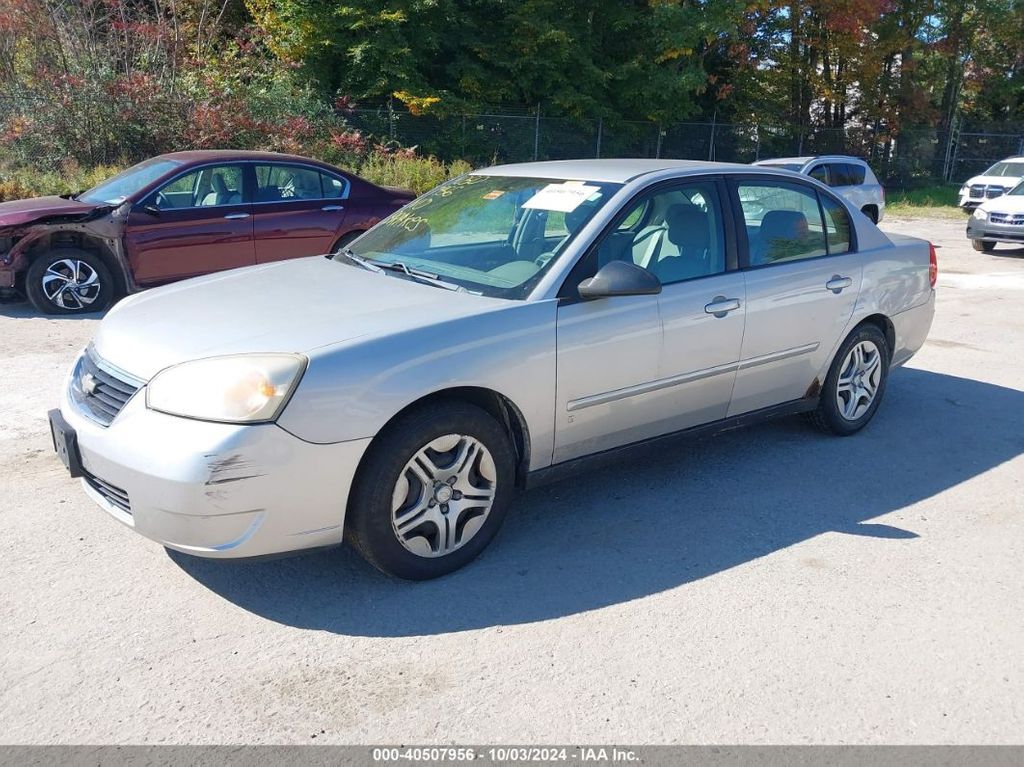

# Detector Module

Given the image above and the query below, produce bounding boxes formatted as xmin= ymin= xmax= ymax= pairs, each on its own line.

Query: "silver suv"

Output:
xmin=754 ymin=156 xmax=885 ymax=223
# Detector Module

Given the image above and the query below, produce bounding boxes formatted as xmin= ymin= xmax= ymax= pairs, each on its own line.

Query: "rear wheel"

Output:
xmin=25 ymin=248 xmax=115 ymax=315
xmin=346 ymin=401 xmax=516 ymax=580
xmin=972 ymin=239 xmax=995 ymax=253
xmin=808 ymin=324 xmax=890 ymax=436
xmin=331 ymin=230 xmax=365 ymax=253
xmin=861 ymin=205 xmax=879 ymax=224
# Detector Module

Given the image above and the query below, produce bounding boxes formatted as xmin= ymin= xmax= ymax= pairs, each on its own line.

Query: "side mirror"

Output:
xmin=577 ymin=260 xmax=661 ymax=300
xmin=141 ymin=204 xmax=161 ymax=217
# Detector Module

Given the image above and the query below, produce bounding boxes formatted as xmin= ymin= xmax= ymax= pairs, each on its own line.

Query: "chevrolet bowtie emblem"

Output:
xmin=81 ymin=372 xmax=98 ymax=396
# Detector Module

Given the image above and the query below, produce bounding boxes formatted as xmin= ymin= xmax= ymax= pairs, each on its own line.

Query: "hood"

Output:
xmin=978 ymin=194 xmax=1024 ymax=214
xmin=963 ymin=175 xmax=1022 ymax=190
xmin=0 ymin=195 xmax=105 ymax=228
xmin=92 ymin=256 xmax=506 ymax=380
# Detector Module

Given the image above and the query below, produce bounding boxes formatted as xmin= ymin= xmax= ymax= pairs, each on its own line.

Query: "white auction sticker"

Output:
xmin=522 ymin=182 xmax=601 ymax=212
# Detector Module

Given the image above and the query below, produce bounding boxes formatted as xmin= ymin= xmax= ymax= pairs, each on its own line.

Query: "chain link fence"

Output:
xmin=332 ymin=107 xmax=1024 ymax=187
xmin=2 ymin=94 xmax=1022 ymax=188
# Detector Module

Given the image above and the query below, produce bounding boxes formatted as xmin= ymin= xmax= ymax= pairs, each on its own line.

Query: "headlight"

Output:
xmin=973 ymin=208 xmax=989 ymax=221
xmin=146 ymin=354 xmax=306 ymax=423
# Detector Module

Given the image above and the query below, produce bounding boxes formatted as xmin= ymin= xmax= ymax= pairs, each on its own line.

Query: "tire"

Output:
xmin=346 ymin=401 xmax=516 ymax=580
xmin=971 ymin=239 xmax=995 ymax=253
xmin=807 ymin=324 xmax=890 ymax=436
xmin=25 ymin=247 xmax=115 ymax=315
xmin=331 ymin=230 xmax=365 ymax=253
xmin=861 ymin=205 xmax=879 ymax=224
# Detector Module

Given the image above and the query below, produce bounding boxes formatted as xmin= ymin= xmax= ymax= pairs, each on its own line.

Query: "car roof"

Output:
xmin=473 ymin=159 xmax=755 ymax=184
xmin=755 ymin=155 xmax=868 ymax=166
xmin=158 ymin=150 xmax=332 ymax=166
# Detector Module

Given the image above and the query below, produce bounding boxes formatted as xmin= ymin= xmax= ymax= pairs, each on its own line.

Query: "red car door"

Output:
xmin=251 ymin=163 xmax=349 ymax=263
xmin=124 ymin=163 xmax=255 ymax=285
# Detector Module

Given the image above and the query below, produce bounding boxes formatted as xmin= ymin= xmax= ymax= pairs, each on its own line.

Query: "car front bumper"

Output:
xmin=966 ymin=220 xmax=1024 ymax=245
xmin=59 ymin=379 xmax=371 ymax=558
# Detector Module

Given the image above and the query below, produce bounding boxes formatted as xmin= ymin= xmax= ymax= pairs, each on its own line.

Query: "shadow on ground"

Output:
xmin=0 ymin=299 xmax=108 ymax=320
xmin=171 ymin=368 xmax=1024 ymax=637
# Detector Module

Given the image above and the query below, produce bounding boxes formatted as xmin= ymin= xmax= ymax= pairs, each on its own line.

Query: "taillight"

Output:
xmin=928 ymin=242 xmax=938 ymax=288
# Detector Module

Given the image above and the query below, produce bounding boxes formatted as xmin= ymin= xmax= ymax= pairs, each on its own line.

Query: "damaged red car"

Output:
xmin=0 ymin=151 xmax=415 ymax=314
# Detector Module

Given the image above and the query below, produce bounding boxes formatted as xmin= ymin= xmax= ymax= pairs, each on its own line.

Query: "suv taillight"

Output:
xmin=929 ymin=242 xmax=938 ymax=288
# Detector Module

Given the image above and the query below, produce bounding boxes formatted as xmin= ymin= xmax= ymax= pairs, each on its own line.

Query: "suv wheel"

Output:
xmin=346 ymin=401 xmax=516 ymax=580
xmin=971 ymin=239 xmax=995 ymax=253
xmin=861 ymin=205 xmax=879 ymax=224
xmin=808 ymin=324 xmax=890 ymax=436
xmin=25 ymin=248 xmax=115 ymax=315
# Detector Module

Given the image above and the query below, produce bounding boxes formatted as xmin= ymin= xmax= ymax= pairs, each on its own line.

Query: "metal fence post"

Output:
xmin=596 ymin=117 xmax=603 ymax=159
xmin=655 ymin=126 xmax=662 ymax=159
xmin=708 ymin=111 xmax=717 ymax=161
xmin=533 ymin=105 xmax=540 ymax=161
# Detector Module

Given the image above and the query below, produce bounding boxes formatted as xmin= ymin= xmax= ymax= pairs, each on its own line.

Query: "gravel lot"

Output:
xmin=1 ymin=213 xmax=1022 ymax=745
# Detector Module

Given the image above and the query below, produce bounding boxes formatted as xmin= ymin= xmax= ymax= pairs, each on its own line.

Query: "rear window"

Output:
xmin=841 ymin=163 xmax=866 ymax=186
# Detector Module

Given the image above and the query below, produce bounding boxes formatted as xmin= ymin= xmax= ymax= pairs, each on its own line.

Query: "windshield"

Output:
xmin=1010 ymin=181 xmax=1024 ymax=196
xmin=77 ymin=158 xmax=183 ymax=205
xmin=983 ymin=161 xmax=1024 ymax=178
xmin=341 ymin=174 xmax=621 ymax=298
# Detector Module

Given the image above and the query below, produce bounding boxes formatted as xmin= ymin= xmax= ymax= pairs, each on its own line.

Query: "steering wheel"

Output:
xmin=534 ymin=251 xmax=556 ymax=268
xmin=154 ymin=192 xmax=170 ymax=210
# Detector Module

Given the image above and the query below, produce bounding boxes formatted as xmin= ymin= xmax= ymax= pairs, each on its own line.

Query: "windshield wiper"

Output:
xmin=371 ymin=259 xmax=466 ymax=292
xmin=335 ymin=247 xmax=384 ymax=273
xmin=335 ymin=249 xmax=465 ymax=292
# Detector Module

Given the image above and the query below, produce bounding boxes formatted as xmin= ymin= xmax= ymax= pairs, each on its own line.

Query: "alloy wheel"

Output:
xmin=41 ymin=259 xmax=102 ymax=311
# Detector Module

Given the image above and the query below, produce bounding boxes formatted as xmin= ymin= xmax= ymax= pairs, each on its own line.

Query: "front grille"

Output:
xmin=71 ymin=348 xmax=142 ymax=426
xmin=989 ymin=213 xmax=1024 ymax=226
xmin=986 ymin=185 xmax=1010 ymax=199
xmin=83 ymin=470 xmax=131 ymax=514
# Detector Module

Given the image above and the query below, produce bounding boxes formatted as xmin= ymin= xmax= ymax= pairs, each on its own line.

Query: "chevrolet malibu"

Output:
xmin=50 ymin=160 xmax=937 ymax=579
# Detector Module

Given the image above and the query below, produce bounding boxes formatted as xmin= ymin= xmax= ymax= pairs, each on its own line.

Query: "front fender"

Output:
xmin=276 ymin=299 xmax=558 ymax=471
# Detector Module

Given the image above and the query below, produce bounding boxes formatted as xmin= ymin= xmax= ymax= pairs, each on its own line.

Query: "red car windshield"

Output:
xmin=78 ymin=158 xmax=183 ymax=205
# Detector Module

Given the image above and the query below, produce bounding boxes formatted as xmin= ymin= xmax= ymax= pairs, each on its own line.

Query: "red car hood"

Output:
xmin=0 ymin=195 xmax=105 ymax=228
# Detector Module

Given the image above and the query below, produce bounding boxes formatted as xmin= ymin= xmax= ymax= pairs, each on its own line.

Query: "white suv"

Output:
xmin=957 ymin=157 xmax=1024 ymax=211
xmin=753 ymin=155 xmax=885 ymax=223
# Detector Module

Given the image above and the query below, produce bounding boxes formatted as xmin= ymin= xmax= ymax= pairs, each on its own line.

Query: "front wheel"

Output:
xmin=808 ymin=324 xmax=890 ymax=436
xmin=25 ymin=248 xmax=115 ymax=315
xmin=346 ymin=401 xmax=516 ymax=580
xmin=972 ymin=239 xmax=995 ymax=253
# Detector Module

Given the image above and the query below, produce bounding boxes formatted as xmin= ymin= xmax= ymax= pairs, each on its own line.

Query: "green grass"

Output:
xmin=885 ymin=184 xmax=966 ymax=219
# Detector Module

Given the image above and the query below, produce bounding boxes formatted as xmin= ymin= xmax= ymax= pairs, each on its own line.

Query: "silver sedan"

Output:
xmin=50 ymin=160 xmax=936 ymax=579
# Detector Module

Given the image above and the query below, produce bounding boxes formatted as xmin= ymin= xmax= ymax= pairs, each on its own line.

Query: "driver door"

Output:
xmin=552 ymin=178 xmax=745 ymax=464
xmin=124 ymin=163 xmax=255 ymax=285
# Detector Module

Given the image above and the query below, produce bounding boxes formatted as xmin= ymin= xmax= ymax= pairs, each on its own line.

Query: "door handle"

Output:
xmin=704 ymin=296 xmax=741 ymax=317
xmin=322 ymin=205 xmax=344 ymax=212
xmin=826 ymin=275 xmax=853 ymax=293
xmin=224 ymin=212 xmax=250 ymax=220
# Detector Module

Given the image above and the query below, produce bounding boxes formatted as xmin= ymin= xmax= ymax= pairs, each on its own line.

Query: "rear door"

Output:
xmin=124 ymin=163 xmax=254 ymax=284
xmin=727 ymin=178 xmax=863 ymax=416
xmin=251 ymin=163 xmax=350 ymax=262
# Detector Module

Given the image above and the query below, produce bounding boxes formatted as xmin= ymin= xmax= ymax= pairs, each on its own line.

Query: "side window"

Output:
xmin=844 ymin=163 xmax=866 ymax=185
xmin=819 ymin=193 xmax=852 ymax=254
xmin=254 ymin=164 xmax=323 ymax=202
xmin=154 ymin=165 xmax=243 ymax=209
xmin=808 ymin=165 xmax=829 ymax=184
xmin=738 ymin=182 xmax=828 ymax=266
xmin=321 ymin=172 xmax=348 ymax=199
xmin=580 ymin=181 xmax=726 ymax=288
